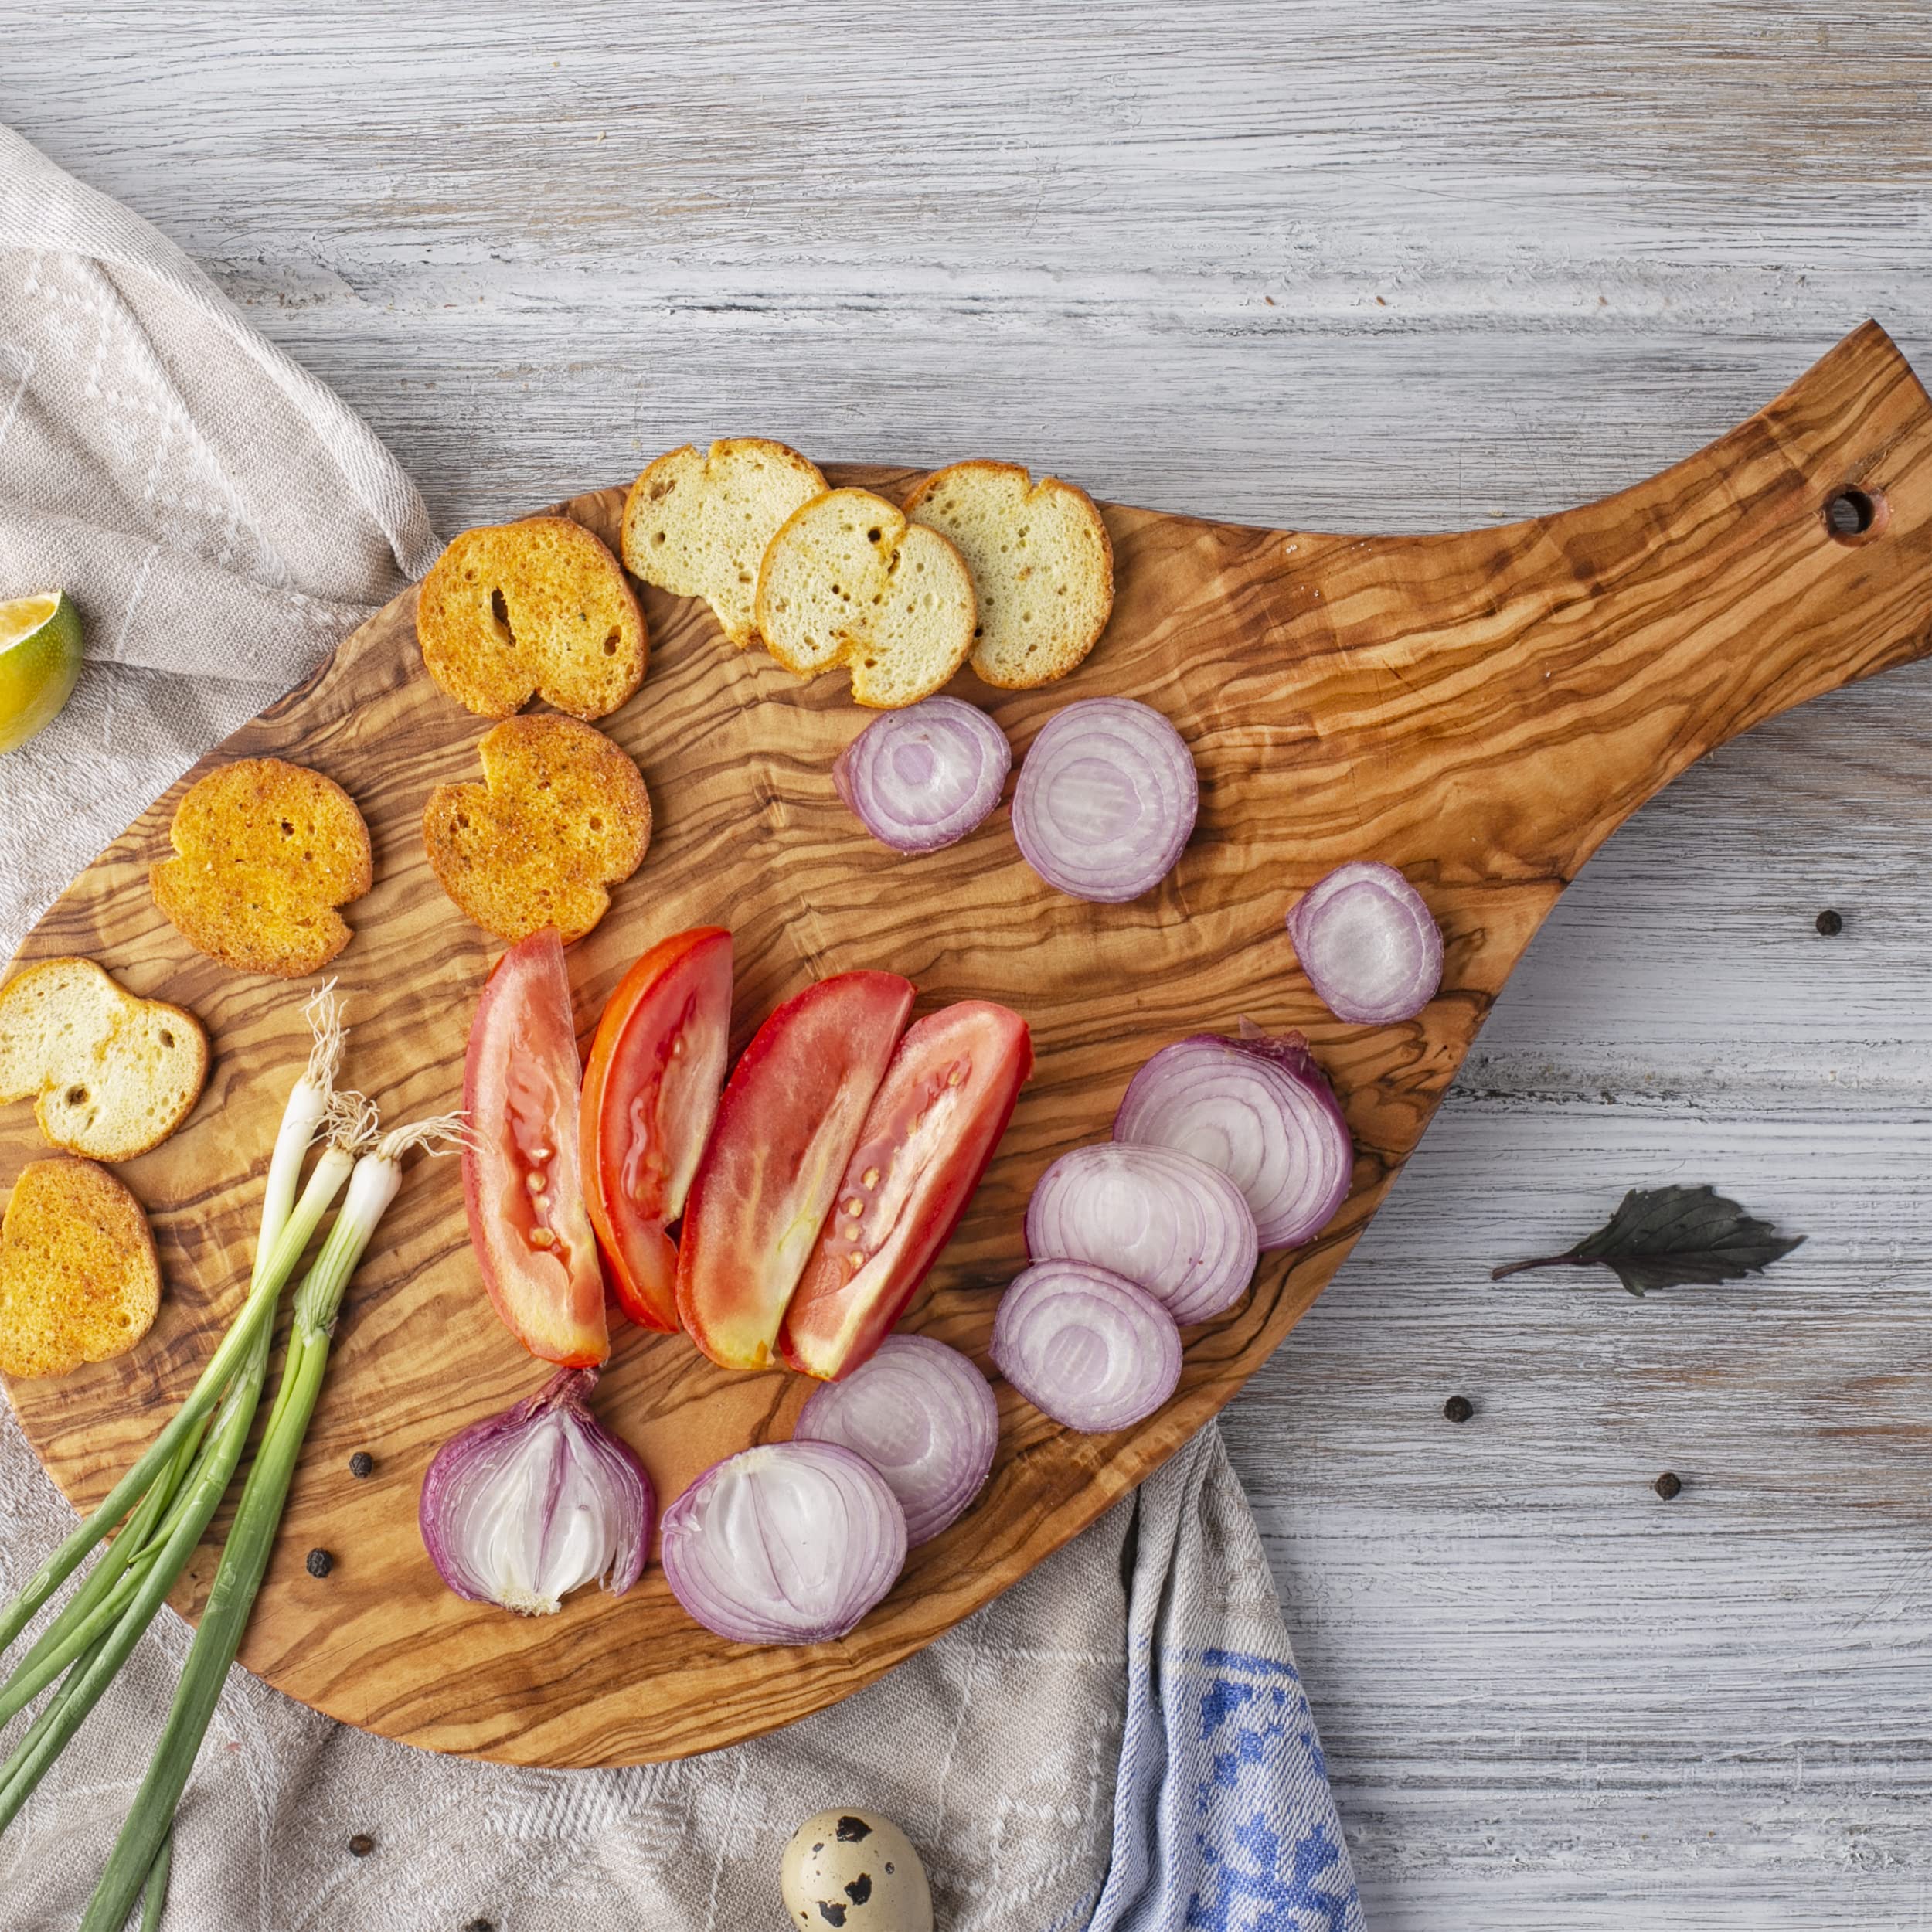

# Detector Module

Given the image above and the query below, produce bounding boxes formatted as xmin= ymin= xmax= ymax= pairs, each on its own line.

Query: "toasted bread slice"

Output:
xmin=0 ymin=958 xmax=208 ymax=1161
xmin=151 ymin=758 xmax=372 ymax=979
xmin=755 ymin=488 xmax=977 ymax=708
xmin=621 ymin=439 xmax=828 ymax=648
xmin=424 ymin=715 xmax=651 ymax=944
xmin=418 ymin=515 xmax=647 ymax=721
xmin=903 ymin=461 xmax=1114 ymax=689
xmin=0 ymin=1156 xmax=162 ymax=1379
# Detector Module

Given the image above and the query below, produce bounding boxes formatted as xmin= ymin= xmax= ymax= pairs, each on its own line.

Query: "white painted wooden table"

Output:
xmin=8 ymin=5 xmax=1932 ymax=1925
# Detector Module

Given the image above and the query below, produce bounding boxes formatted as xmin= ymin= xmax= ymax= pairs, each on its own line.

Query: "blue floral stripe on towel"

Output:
xmin=1085 ymin=1430 xmax=1364 ymax=1932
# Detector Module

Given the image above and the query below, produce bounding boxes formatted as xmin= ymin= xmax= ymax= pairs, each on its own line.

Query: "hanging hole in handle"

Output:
xmin=1824 ymin=486 xmax=1887 ymax=545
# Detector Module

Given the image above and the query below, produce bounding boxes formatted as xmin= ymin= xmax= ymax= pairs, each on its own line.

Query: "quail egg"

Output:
xmin=781 ymin=1808 xmax=932 ymax=1932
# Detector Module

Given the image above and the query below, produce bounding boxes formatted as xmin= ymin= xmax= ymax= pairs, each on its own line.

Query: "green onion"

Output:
xmin=0 ymin=992 xmax=360 ymax=1836
xmin=0 ymin=1624 xmax=111 ymax=1823
xmin=0 ymin=986 xmax=459 ymax=1926
xmin=138 ymin=1826 xmax=172 ymax=1932
xmin=0 ymin=1408 xmax=206 ymax=1715
xmin=0 ymin=1141 xmax=353 ymax=1660
xmin=0 ymin=1318 xmax=271 ymax=1832
xmin=255 ymin=987 xmax=346 ymax=1265
xmin=0 ymin=987 xmax=349 ymax=1665
xmin=80 ymin=1117 xmax=461 ymax=1932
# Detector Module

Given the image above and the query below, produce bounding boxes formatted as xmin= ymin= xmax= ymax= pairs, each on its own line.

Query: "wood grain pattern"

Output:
xmin=4 ymin=321 xmax=1929 ymax=1767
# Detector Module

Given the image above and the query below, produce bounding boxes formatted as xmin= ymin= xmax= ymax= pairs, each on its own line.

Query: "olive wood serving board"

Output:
xmin=5 ymin=322 xmax=1931 ymax=1767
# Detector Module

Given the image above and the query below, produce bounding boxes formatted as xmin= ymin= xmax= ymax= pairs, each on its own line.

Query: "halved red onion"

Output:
xmin=834 ymin=697 xmax=1010 ymax=853
xmin=1114 ymin=1029 xmax=1352 ymax=1250
xmin=1011 ymin=697 xmax=1196 ymax=903
xmin=992 ymin=1260 xmax=1182 ymax=1434
xmin=419 ymin=1367 xmax=653 ymax=1617
xmin=794 ymin=1334 xmax=998 ymax=1545
xmin=1287 ymin=860 xmax=1443 ymax=1023
xmin=659 ymin=1440 xmax=907 ymax=1645
xmin=1026 ymin=1142 xmax=1259 ymax=1325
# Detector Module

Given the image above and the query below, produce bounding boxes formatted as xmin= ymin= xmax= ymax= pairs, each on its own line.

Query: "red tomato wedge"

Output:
xmin=580 ymin=926 xmax=733 ymax=1332
xmin=461 ymin=928 xmax=608 ymax=1368
xmin=677 ymin=971 xmax=916 ymax=1370
xmin=780 ymin=1001 xmax=1032 ymax=1380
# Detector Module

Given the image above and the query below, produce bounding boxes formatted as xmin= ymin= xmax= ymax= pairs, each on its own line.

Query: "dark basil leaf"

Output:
xmin=1492 ymin=1185 xmax=1803 ymax=1297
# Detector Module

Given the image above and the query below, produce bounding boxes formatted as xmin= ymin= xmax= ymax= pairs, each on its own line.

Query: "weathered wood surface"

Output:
xmin=5 ymin=4 xmax=1932 ymax=1920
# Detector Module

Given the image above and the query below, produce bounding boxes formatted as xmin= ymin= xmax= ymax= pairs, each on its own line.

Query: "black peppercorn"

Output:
xmin=1655 ymin=1471 xmax=1682 ymax=1500
xmin=1815 ymin=910 xmax=1843 ymax=936
xmin=349 ymin=1451 xmax=375 ymax=1479
xmin=305 ymin=1548 xmax=334 ymax=1578
xmin=1442 ymin=1395 xmax=1474 ymax=1423
xmin=347 ymin=1833 xmax=374 ymax=1857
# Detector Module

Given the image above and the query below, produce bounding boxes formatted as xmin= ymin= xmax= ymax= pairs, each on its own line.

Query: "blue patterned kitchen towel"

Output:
xmin=1087 ymin=1426 xmax=1366 ymax=1932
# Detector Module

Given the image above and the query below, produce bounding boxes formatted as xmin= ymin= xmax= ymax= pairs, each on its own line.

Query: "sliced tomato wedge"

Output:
xmin=677 ymin=971 xmax=915 ymax=1370
xmin=780 ymin=1001 xmax=1032 ymax=1380
xmin=580 ymin=926 xmax=733 ymax=1332
xmin=461 ymin=928 xmax=607 ymax=1368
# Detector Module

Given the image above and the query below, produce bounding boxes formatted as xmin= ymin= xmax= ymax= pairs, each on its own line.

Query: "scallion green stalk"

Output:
xmin=0 ymin=1624 xmax=113 ymax=1822
xmin=138 ymin=1826 xmax=172 ymax=1932
xmin=0 ymin=1409 xmax=206 ymax=1713
xmin=0 ymin=1318 xmax=270 ymax=1833
xmin=0 ymin=1532 xmax=167 ymax=1726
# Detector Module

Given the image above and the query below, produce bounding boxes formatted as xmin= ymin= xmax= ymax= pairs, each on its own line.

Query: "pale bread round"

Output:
xmin=621 ymin=438 xmax=826 ymax=648
xmin=755 ymin=488 xmax=976 ymax=709
xmin=903 ymin=461 xmax=1114 ymax=689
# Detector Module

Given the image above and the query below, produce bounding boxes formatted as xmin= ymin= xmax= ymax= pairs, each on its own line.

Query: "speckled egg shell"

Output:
xmin=780 ymin=1808 xmax=934 ymax=1932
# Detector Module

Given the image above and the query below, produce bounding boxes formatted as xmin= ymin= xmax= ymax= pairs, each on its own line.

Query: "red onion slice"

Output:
xmin=1287 ymin=860 xmax=1444 ymax=1023
xmin=1026 ymin=1142 xmax=1259 ymax=1325
xmin=793 ymin=1334 xmax=998 ymax=1545
xmin=419 ymin=1367 xmax=653 ymax=1616
xmin=659 ymin=1440 xmax=907 ymax=1645
xmin=1011 ymin=697 xmax=1197 ymax=903
xmin=992 ymin=1260 xmax=1182 ymax=1434
xmin=1114 ymin=1029 xmax=1352 ymax=1250
xmin=834 ymin=697 xmax=1010 ymax=853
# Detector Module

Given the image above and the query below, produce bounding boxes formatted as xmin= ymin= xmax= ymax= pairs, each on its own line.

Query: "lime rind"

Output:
xmin=0 ymin=590 xmax=85 ymax=754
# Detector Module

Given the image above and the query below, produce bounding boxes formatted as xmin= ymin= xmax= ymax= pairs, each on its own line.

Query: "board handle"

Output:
xmin=1272 ymin=320 xmax=1932 ymax=884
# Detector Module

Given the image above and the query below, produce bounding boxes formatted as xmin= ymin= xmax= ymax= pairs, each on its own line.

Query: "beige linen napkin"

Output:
xmin=0 ymin=126 xmax=1352 ymax=1932
xmin=0 ymin=127 xmax=437 ymax=945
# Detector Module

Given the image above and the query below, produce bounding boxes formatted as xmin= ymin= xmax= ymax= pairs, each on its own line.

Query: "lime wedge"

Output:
xmin=0 ymin=591 xmax=84 ymax=753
